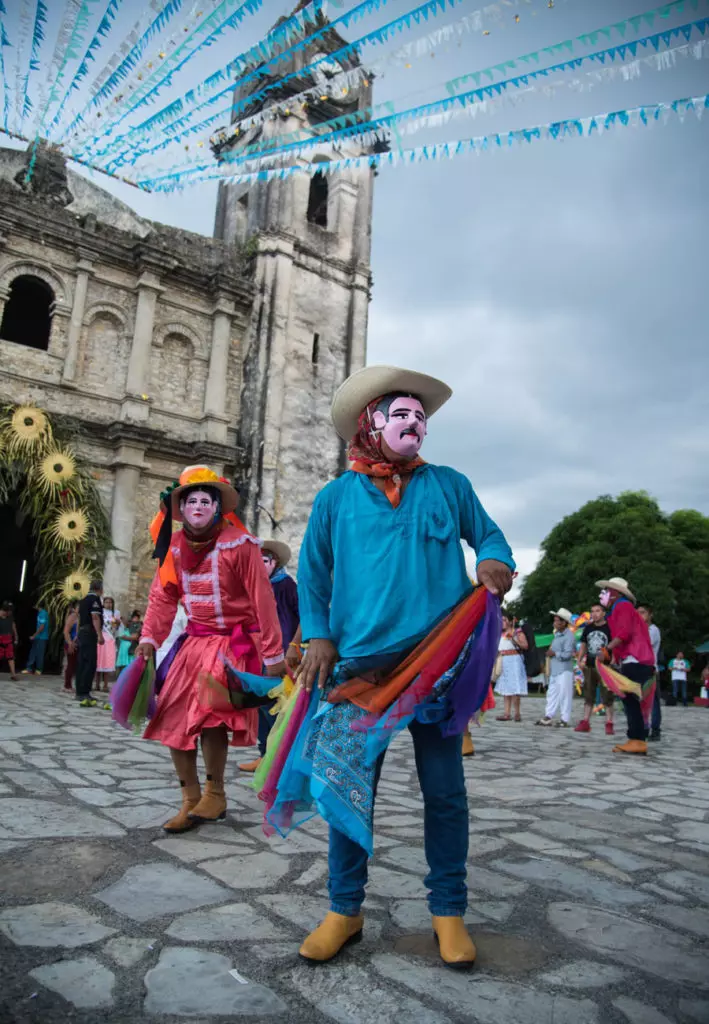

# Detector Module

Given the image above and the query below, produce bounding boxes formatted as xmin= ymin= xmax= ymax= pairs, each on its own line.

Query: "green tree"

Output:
xmin=517 ymin=492 xmax=709 ymax=664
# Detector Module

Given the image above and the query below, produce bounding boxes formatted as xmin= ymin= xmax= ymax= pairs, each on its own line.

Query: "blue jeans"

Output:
xmin=257 ymin=700 xmax=277 ymax=756
xmin=672 ymin=677 xmax=688 ymax=705
xmin=651 ymin=684 xmax=662 ymax=735
xmin=26 ymin=638 xmax=47 ymax=673
xmin=328 ymin=719 xmax=468 ymax=917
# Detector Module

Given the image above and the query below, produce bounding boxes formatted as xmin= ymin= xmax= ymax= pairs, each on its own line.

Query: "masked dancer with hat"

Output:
xmin=595 ymin=576 xmax=655 ymax=756
xmin=239 ymin=539 xmax=300 ymax=774
xmin=135 ymin=466 xmax=286 ymax=833
xmin=267 ymin=365 xmax=514 ymax=970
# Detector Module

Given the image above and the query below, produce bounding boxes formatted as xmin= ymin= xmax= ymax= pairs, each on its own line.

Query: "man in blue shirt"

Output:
xmin=295 ymin=365 xmax=514 ymax=969
xmin=23 ymin=606 xmax=50 ymax=675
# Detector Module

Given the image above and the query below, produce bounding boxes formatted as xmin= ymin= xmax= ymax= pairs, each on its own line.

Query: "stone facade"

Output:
xmin=0 ymin=7 xmax=377 ymax=615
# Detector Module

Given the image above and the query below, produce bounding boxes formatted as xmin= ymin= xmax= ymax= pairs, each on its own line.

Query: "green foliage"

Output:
xmin=517 ymin=492 xmax=709 ymax=661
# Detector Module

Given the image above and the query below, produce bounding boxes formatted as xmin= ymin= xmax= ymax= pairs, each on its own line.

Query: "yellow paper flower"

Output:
xmin=10 ymin=406 xmax=48 ymax=448
xmin=62 ymin=570 xmax=90 ymax=601
xmin=39 ymin=450 xmax=76 ymax=489
xmin=51 ymin=508 xmax=89 ymax=548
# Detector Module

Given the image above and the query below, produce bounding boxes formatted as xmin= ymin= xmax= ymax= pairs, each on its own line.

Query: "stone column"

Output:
xmin=103 ymin=444 xmax=146 ymax=609
xmin=347 ymin=268 xmax=371 ymax=376
xmin=202 ymin=297 xmax=234 ymax=443
xmin=122 ymin=271 xmax=161 ymax=422
xmin=62 ymin=258 xmax=92 ymax=383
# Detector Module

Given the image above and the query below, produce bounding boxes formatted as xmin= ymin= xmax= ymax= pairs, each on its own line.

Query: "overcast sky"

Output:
xmin=7 ymin=0 xmax=708 ymax=589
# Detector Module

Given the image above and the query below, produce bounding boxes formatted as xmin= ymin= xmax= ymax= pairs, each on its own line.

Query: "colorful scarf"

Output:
xmin=347 ymin=395 xmax=425 ymax=508
xmin=257 ymin=588 xmax=500 ymax=854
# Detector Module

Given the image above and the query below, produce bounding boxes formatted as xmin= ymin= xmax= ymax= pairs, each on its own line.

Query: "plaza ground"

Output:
xmin=0 ymin=677 xmax=708 ymax=1024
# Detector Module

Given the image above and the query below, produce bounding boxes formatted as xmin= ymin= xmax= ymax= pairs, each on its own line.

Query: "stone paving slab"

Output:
xmin=0 ymin=678 xmax=708 ymax=1024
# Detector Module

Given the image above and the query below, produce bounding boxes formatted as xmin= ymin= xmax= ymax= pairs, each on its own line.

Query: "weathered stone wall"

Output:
xmin=0 ymin=144 xmax=253 ymax=614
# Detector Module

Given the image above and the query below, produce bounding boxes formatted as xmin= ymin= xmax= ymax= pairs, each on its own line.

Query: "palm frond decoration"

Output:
xmin=8 ymin=406 xmax=50 ymax=454
xmin=61 ymin=568 xmax=91 ymax=601
xmin=37 ymin=449 xmax=77 ymax=492
xmin=49 ymin=508 xmax=89 ymax=548
xmin=1 ymin=403 xmax=113 ymax=625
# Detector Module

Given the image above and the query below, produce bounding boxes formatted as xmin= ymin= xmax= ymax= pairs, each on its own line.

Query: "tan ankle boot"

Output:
xmin=613 ymin=739 xmax=648 ymax=756
xmin=163 ymin=782 xmax=201 ymax=834
xmin=432 ymin=916 xmax=476 ymax=969
xmin=461 ymin=730 xmax=475 ymax=757
xmin=188 ymin=776 xmax=227 ymax=822
xmin=238 ymin=757 xmax=262 ymax=773
xmin=299 ymin=912 xmax=364 ymax=963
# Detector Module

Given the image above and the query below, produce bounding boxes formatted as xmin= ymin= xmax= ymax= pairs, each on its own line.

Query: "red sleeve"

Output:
xmin=140 ymin=571 xmax=180 ymax=648
xmin=236 ymin=540 xmax=284 ymax=665
xmin=609 ymin=603 xmax=633 ymax=643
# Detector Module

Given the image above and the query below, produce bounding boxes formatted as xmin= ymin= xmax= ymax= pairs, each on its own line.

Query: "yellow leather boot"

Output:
xmin=238 ymin=757 xmax=262 ymax=773
xmin=613 ymin=739 xmax=648 ymax=756
xmin=188 ymin=776 xmax=227 ymax=822
xmin=163 ymin=782 xmax=201 ymax=834
xmin=432 ymin=916 xmax=477 ymax=970
xmin=299 ymin=912 xmax=364 ymax=963
xmin=461 ymin=730 xmax=475 ymax=757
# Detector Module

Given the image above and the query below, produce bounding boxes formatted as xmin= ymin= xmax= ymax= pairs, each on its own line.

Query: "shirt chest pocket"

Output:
xmin=424 ymin=504 xmax=455 ymax=544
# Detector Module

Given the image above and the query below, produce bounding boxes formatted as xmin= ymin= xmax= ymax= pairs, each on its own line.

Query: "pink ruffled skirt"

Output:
xmin=143 ymin=633 xmax=257 ymax=751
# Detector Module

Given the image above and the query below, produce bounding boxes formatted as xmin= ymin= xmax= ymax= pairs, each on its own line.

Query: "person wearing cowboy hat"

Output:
xmin=284 ymin=365 xmax=514 ymax=969
xmin=134 ymin=466 xmax=286 ymax=832
xmin=536 ymin=609 xmax=576 ymax=727
xmin=596 ymin=576 xmax=655 ymax=755
xmin=239 ymin=538 xmax=300 ymax=774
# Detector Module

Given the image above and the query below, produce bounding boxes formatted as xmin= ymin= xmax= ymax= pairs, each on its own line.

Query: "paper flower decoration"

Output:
xmin=39 ymin=450 xmax=76 ymax=490
xmin=62 ymin=570 xmax=90 ymax=601
xmin=51 ymin=508 xmax=88 ymax=548
xmin=9 ymin=406 xmax=48 ymax=449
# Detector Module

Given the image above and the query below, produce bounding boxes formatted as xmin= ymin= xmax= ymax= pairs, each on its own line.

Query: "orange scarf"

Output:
xmin=350 ymin=457 xmax=425 ymax=508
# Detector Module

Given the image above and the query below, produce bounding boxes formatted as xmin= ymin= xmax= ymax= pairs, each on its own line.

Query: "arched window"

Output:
xmin=0 ymin=275 xmax=54 ymax=351
xmin=307 ymin=171 xmax=328 ymax=228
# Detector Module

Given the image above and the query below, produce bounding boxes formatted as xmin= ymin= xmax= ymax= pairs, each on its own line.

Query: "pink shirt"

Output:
xmin=141 ymin=525 xmax=283 ymax=665
xmin=607 ymin=599 xmax=654 ymax=667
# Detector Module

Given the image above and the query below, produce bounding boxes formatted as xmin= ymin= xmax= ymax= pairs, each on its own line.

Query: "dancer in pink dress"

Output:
xmin=135 ymin=466 xmax=286 ymax=834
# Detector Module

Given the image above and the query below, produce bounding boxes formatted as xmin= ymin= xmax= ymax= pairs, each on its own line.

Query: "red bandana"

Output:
xmin=347 ymin=395 xmax=424 ymax=508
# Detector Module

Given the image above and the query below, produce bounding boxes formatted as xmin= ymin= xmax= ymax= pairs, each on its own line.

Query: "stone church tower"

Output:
xmin=213 ymin=6 xmax=380 ymax=552
xmin=0 ymin=5 xmax=378 ymax=619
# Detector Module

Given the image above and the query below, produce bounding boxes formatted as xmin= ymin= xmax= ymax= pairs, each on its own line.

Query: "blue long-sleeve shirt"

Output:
xmin=298 ymin=464 xmax=515 ymax=659
xmin=549 ymin=629 xmax=576 ymax=677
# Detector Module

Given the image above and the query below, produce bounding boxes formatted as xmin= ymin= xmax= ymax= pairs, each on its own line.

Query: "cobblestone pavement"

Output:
xmin=1 ymin=677 xmax=708 ymax=1024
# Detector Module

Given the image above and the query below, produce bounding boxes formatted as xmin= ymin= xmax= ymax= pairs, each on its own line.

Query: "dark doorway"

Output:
xmin=0 ymin=275 xmax=54 ymax=351
xmin=0 ymin=502 xmax=49 ymax=671
xmin=307 ymin=172 xmax=328 ymax=228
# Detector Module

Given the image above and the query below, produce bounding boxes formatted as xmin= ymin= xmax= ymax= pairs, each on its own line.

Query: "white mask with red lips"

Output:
xmin=180 ymin=489 xmax=219 ymax=533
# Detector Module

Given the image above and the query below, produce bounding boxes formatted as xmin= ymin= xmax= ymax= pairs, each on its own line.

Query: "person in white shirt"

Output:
xmin=638 ymin=605 xmax=662 ymax=741
xmin=536 ymin=609 xmax=576 ymax=727
xmin=669 ymin=651 xmax=690 ymax=707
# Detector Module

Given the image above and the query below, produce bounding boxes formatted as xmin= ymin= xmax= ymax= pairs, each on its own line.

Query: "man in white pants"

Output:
xmin=537 ymin=609 xmax=575 ymax=727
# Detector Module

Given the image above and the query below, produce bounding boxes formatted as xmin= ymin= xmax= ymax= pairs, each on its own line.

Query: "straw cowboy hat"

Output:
xmin=550 ymin=608 xmax=574 ymax=625
xmin=261 ymin=539 xmax=291 ymax=567
xmin=331 ymin=364 xmax=453 ymax=442
xmin=595 ymin=576 xmax=636 ymax=603
xmin=171 ymin=465 xmax=238 ymax=522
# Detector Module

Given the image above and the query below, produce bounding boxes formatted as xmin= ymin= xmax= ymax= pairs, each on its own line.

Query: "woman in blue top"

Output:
xmin=293 ymin=365 xmax=515 ymax=970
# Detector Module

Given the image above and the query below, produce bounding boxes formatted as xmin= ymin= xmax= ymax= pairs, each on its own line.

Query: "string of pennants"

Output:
xmin=0 ymin=0 xmax=705 ymax=192
xmin=134 ymin=17 xmax=709 ymax=187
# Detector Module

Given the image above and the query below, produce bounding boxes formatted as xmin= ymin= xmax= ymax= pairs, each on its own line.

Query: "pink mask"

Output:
xmin=371 ymin=396 xmax=427 ymax=458
xmin=599 ymin=589 xmax=612 ymax=608
xmin=181 ymin=489 xmax=218 ymax=532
